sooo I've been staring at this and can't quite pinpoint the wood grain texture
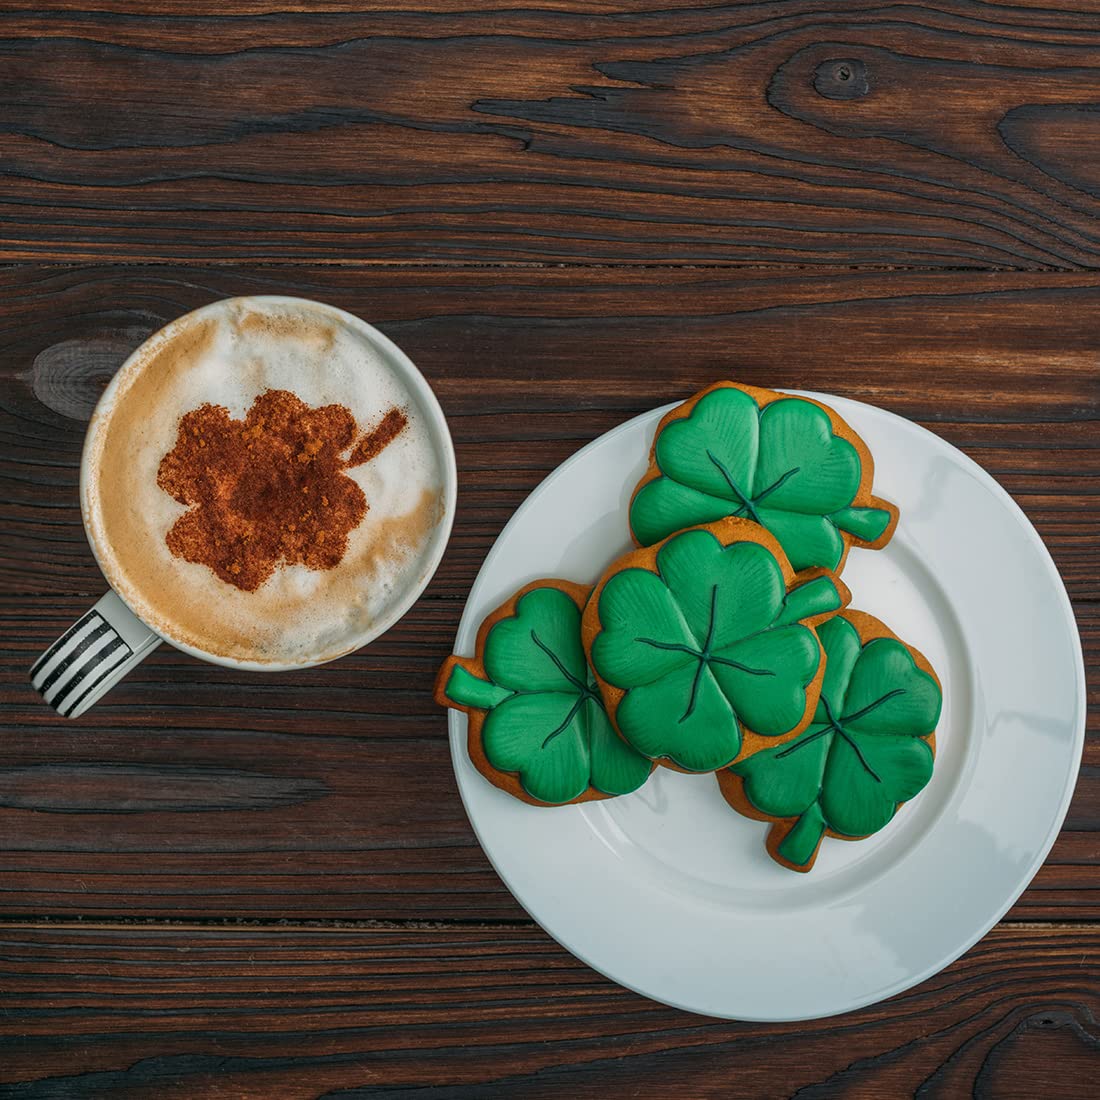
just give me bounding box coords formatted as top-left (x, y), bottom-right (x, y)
top-left (0, 1), bottom-right (1095, 1091)
top-left (2, 265), bottom-right (1098, 600)
top-left (0, 262), bottom-right (1094, 921)
top-left (0, 923), bottom-right (1097, 1098)
top-left (7, 2), bottom-right (1100, 264)
top-left (0, 594), bottom-right (1095, 923)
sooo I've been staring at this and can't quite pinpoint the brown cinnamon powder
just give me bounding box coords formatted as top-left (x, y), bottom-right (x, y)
top-left (157, 390), bottom-right (406, 591)
top-left (347, 406), bottom-right (408, 467)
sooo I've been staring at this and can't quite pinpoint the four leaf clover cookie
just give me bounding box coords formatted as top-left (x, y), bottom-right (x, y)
top-left (435, 580), bottom-right (654, 806)
top-left (582, 518), bottom-right (851, 773)
top-left (717, 610), bottom-right (942, 872)
top-left (629, 382), bottom-right (899, 572)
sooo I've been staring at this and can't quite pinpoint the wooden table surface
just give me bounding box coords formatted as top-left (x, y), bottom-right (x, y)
top-left (2, 3), bottom-right (1098, 1097)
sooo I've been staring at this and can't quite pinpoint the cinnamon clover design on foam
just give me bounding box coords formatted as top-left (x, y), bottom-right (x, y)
top-left (629, 382), bottom-right (898, 572)
top-left (435, 581), bottom-right (654, 806)
top-left (158, 390), bottom-right (406, 591)
top-left (717, 610), bottom-right (942, 872)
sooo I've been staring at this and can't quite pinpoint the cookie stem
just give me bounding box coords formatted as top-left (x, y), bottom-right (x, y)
top-left (444, 665), bottom-right (509, 710)
top-left (831, 505), bottom-right (892, 542)
top-left (778, 804), bottom-right (827, 868)
top-left (776, 575), bottom-right (843, 627)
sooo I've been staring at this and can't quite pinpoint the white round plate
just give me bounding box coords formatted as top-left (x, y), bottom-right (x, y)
top-left (448, 392), bottom-right (1085, 1021)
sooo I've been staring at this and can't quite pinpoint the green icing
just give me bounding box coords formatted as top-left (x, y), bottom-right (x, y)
top-left (631, 388), bottom-right (893, 571)
top-left (732, 616), bottom-right (941, 868)
top-left (443, 586), bottom-right (652, 804)
top-left (780, 803), bottom-right (828, 868)
top-left (445, 665), bottom-right (508, 710)
top-left (591, 529), bottom-right (844, 772)
top-left (831, 505), bottom-right (893, 543)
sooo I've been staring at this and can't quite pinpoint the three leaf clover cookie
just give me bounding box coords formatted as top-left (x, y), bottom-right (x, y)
top-left (582, 518), bottom-right (851, 773)
top-left (435, 580), bottom-right (654, 806)
top-left (435, 383), bottom-right (939, 865)
top-left (630, 382), bottom-right (898, 572)
top-left (718, 610), bottom-right (942, 871)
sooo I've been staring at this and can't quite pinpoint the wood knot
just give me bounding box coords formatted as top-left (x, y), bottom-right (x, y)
top-left (24, 327), bottom-right (155, 422)
top-left (813, 58), bottom-right (869, 101)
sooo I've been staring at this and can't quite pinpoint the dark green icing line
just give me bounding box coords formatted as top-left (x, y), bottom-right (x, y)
top-left (540, 693), bottom-right (590, 748)
top-left (821, 697), bottom-right (883, 784)
top-left (754, 465), bottom-right (802, 505)
top-left (706, 448), bottom-right (762, 525)
top-left (775, 721), bottom-right (832, 760)
top-left (530, 629), bottom-right (593, 698)
top-left (635, 584), bottom-right (775, 724)
top-left (703, 450), bottom-right (801, 527)
top-left (839, 688), bottom-right (906, 726)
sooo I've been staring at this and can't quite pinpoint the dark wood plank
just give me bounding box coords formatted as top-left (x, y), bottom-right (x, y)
top-left (0, 593), bottom-right (1096, 922)
top-left (1, 923), bottom-right (1097, 1098)
top-left (6, 3), bottom-right (1100, 264)
top-left (2, 265), bottom-right (1098, 600)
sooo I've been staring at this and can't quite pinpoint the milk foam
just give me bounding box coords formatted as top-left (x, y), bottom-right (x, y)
top-left (83, 298), bottom-right (447, 666)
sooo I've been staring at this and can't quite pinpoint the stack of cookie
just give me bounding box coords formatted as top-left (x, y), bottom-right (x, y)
top-left (436, 383), bottom-right (943, 872)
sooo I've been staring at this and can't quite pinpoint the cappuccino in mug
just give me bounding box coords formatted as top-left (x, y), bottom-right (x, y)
top-left (82, 297), bottom-right (449, 666)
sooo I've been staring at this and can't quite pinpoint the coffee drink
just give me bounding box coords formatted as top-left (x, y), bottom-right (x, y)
top-left (82, 297), bottom-right (449, 666)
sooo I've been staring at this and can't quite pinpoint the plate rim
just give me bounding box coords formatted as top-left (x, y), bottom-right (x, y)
top-left (447, 391), bottom-right (1086, 1021)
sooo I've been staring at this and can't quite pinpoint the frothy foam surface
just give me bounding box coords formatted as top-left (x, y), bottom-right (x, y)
top-left (83, 298), bottom-right (447, 666)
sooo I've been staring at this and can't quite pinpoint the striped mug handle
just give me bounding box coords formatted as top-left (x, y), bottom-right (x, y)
top-left (29, 592), bottom-right (161, 718)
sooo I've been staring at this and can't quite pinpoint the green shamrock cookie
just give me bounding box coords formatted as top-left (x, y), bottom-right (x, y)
top-left (583, 518), bottom-right (850, 773)
top-left (435, 580), bottom-right (654, 806)
top-left (719, 610), bottom-right (942, 872)
top-left (630, 382), bottom-right (898, 572)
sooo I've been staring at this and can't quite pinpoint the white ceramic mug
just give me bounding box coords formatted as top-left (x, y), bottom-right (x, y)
top-left (29, 296), bottom-right (457, 718)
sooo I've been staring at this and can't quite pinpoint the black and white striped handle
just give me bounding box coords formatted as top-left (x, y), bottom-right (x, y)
top-left (29, 592), bottom-right (161, 718)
